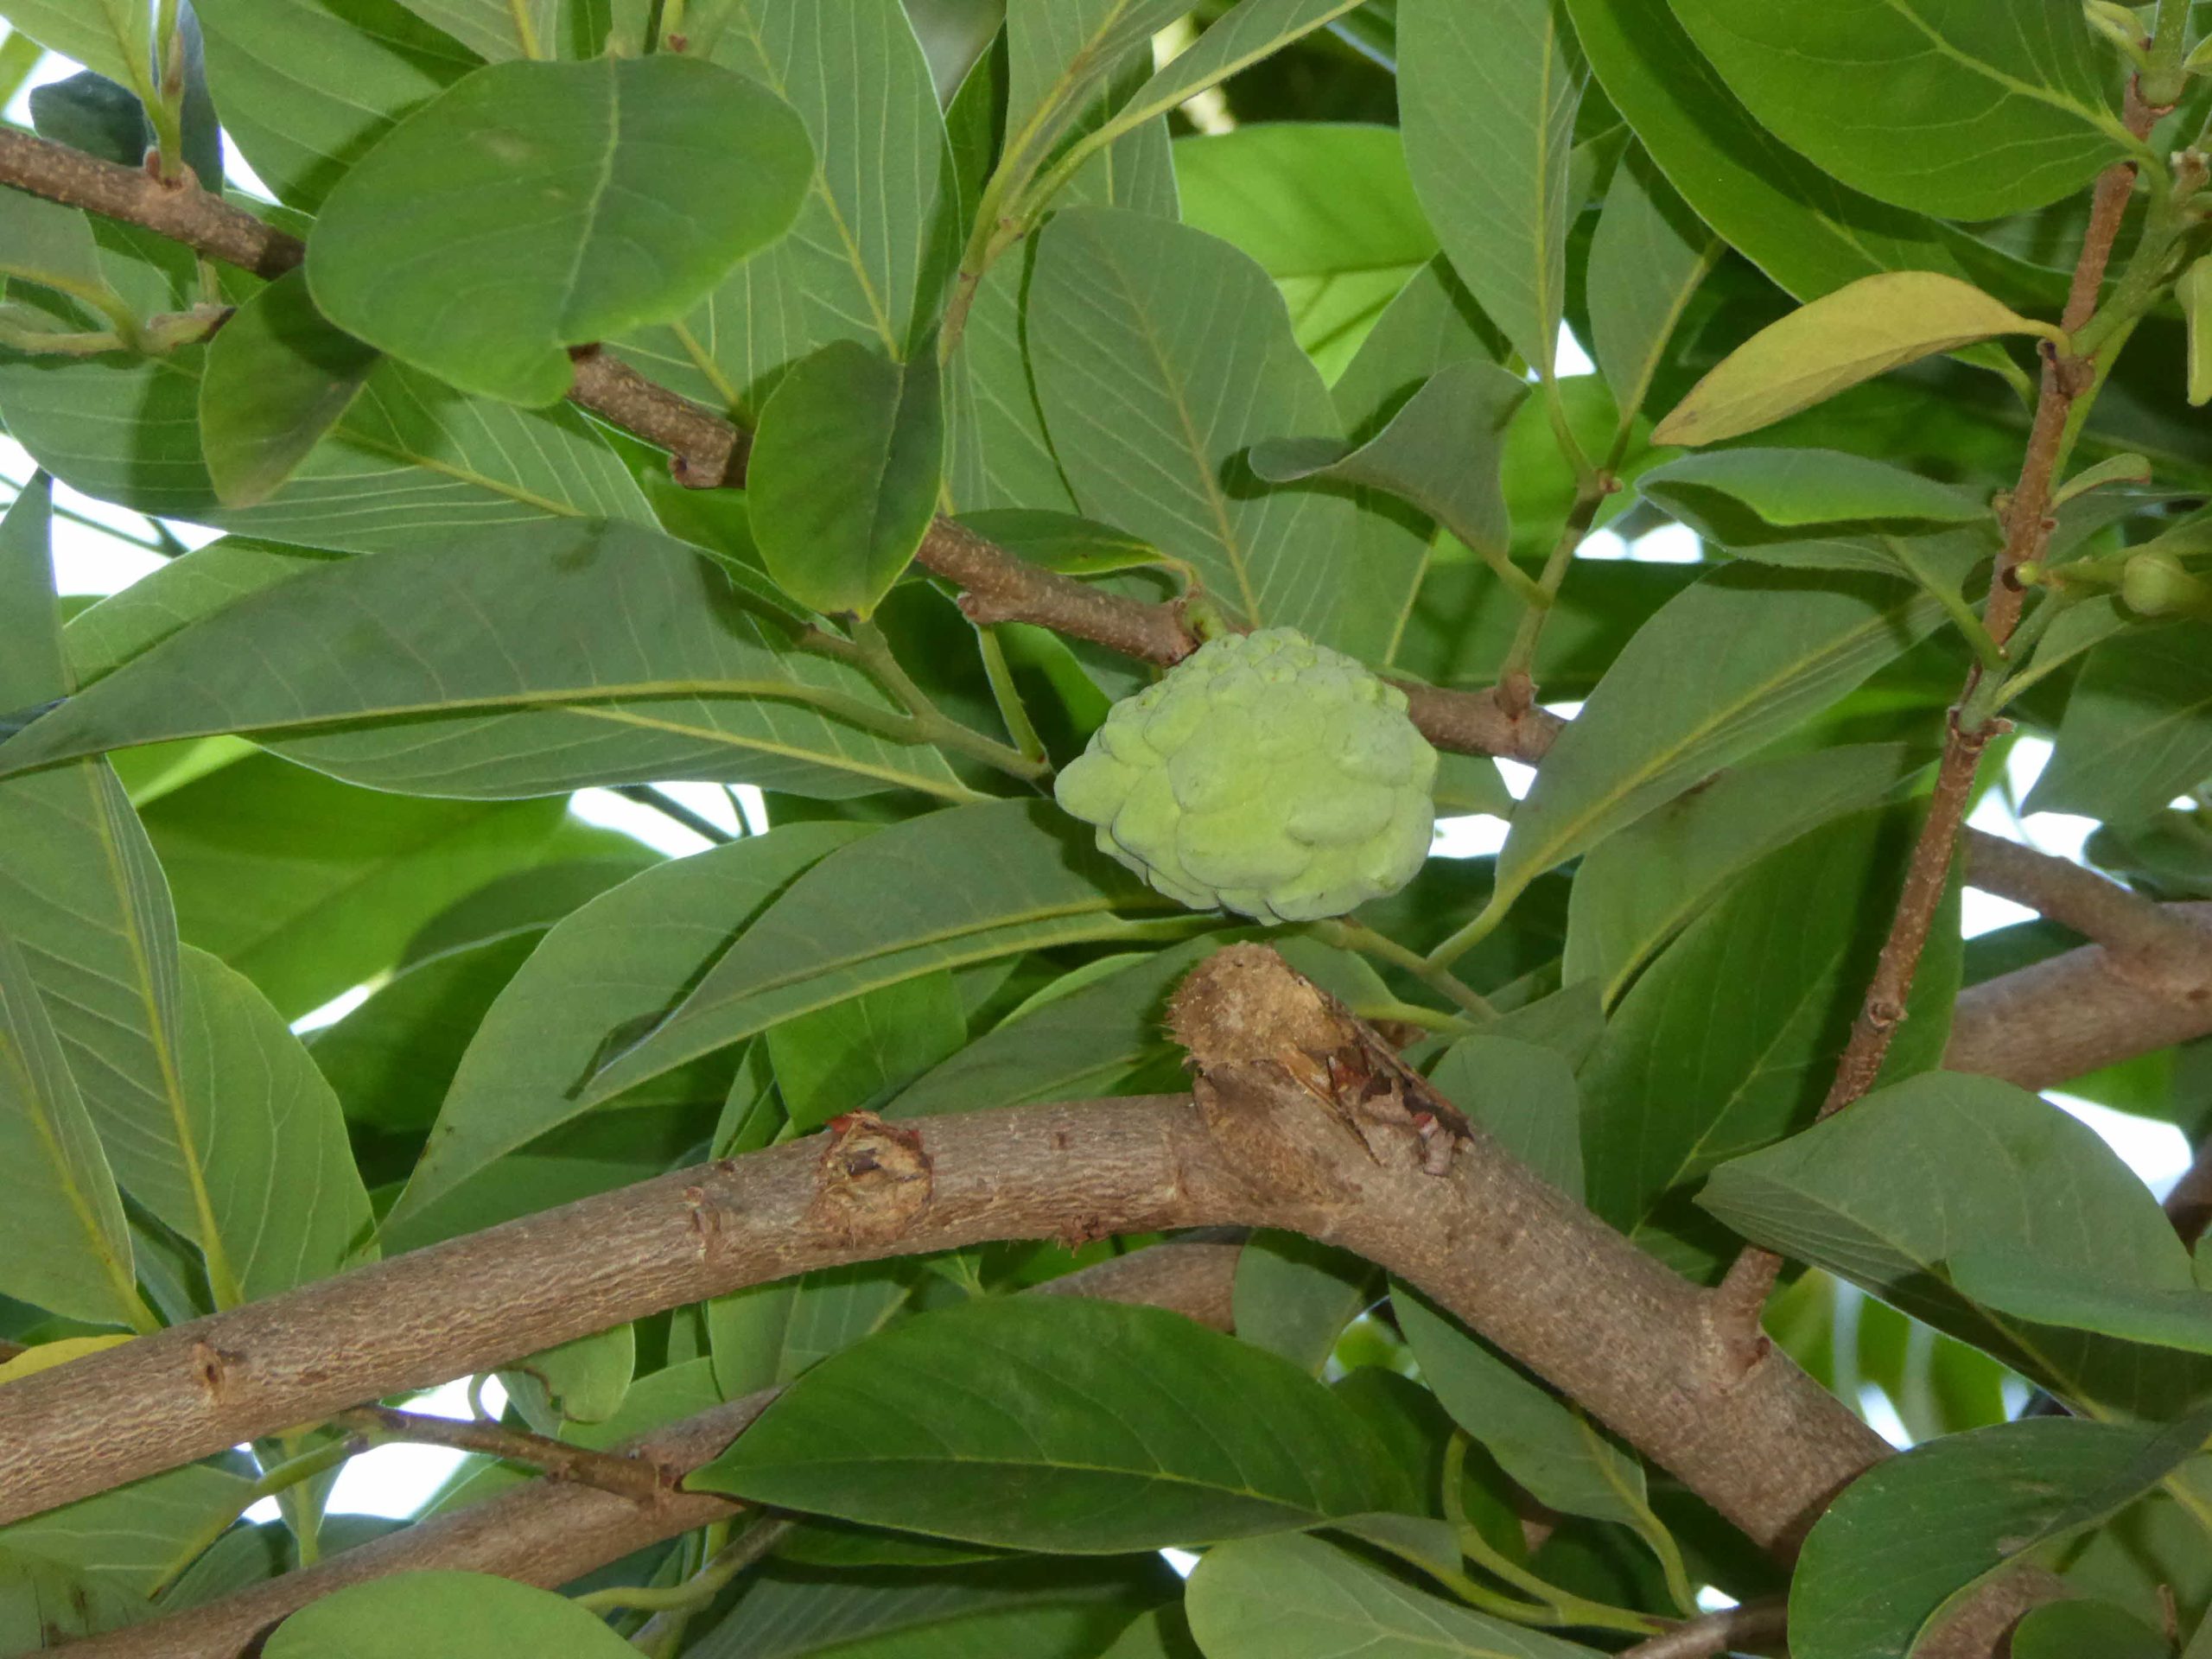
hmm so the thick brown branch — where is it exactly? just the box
[915,514,1198,664]
[68,1242,1240,1659]
[1946,901,2212,1087]
[1617,1599,1787,1659]
[1963,827,2212,977]
[329,1405,667,1504]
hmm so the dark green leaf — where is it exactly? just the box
[1232,1233,1379,1375]
[1946,1250,2212,1357]
[1586,145,1716,422]
[1637,449,1987,539]
[1399,0,1585,372]
[308,56,813,405]
[2030,625,2212,823]
[1667,0,2130,220]
[751,341,944,617]
[1790,1417,2211,1659]
[710,1262,915,1400]
[693,1296,1415,1550]
[263,1570,639,1658]
[1427,1034,1582,1198]
[766,973,968,1133]
[2011,1602,2170,1659]
[953,510,1170,580]
[199,270,380,508]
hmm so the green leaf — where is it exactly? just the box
[194,0,477,212]
[1173,124,1440,378]
[1488,566,1948,921]
[2183,257,2212,407]
[1233,1233,1379,1376]
[385,823,868,1236]
[198,270,380,508]
[1580,808,1960,1269]
[1427,1035,1583,1198]
[0,925,143,1330]
[0,347,654,553]
[0,185,128,327]
[2,521,969,804]
[690,1558,1176,1659]
[1565,0,2011,308]
[582,801,1190,1104]
[0,1,151,101]
[1399,0,1585,373]
[1700,1070,2212,1416]
[0,1554,148,1645]
[1027,207,1357,639]
[1668,0,2131,220]
[2028,625,2212,823]
[1562,741,1929,1002]
[501,1323,632,1433]
[1249,359,1533,583]
[1637,450,1988,538]
[622,1,957,409]
[1586,146,1717,423]
[175,947,377,1300]
[137,757,573,1020]
[264,1570,639,1659]
[1790,1417,2211,1659]
[751,341,944,617]
[709,1261,914,1402]
[308,55,813,405]
[391,0,554,59]
[2010,1602,2171,1659]
[692,1296,1414,1551]
[1001,0,1188,190]
[1392,1282,1643,1525]
[1946,1251,2212,1357]
[0,1464,257,1599]
[1188,1531,1604,1659]
[1652,274,2062,448]
[767,973,968,1134]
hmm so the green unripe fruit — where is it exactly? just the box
[1053,627,1438,924]
[2121,550,2202,616]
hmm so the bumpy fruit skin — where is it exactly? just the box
[1053,628,1438,924]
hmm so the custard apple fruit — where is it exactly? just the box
[1054,628,1438,923]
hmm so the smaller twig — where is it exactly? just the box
[151,1435,362,1598]
[974,625,1048,766]
[1613,1599,1789,1659]
[1309,917,1495,1021]
[1964,827,2212,979]
[574,1516,790,1617]
[807,617,1052,784]
[1441,1433,1662,1637]
[332,1405,668,1505]
[612,785,734,845]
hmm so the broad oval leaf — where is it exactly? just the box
[1652,274,2061,447]
[1027,207,1357,640]
[198,270,379,509]
[385,822,868,1236]
[1488,564,1948,922]
[1700,1070,2212,1416]
[1790,1416,2212,1659]
[1637,449,1988,540]
[691,1296,1416,1551]
[1668,0,2131,220]
[309,55,813,406]
[2027,625,2212,824]
[1399,0,1586,373]
[0,925,143,1330]
[0,520,969,804]
[582,800,1190,1103]
[0,1462,257,1599]
[0,187,125,322]
[1945,1252,2212,1357]
[751,341,944,617]
[1187,1531,1603,1659]
[264,1570,639,1659]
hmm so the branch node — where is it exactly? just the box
[810,1112,932,1244]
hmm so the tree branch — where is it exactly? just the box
[1615,1599,1787,1659]
[1963,826,2212,977]
[329,1405,668,1504]
[66,1242,1241,1659]
[0,126,1543,765]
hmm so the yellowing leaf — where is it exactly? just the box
[0,1335,133,1385]
[1653,272,2063,447]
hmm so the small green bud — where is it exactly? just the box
[2120,550,2203,615]
[1053,628,1438,924]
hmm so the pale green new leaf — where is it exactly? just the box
[0,520,969,804]
[172,947,376,1301]
[309,55,813,405]
[582,801,1191,1103]
[1027,207,1357,639]
[1189,1532,1604,1659]
[1400,0,1585,373]
[198,270,379,508]
[0,188,129,324]
[0,1465,257,1598]
[1586,146,1717,423]
[1668,0,2131,220]
[391,0,556,60]
[0,925,144,1330]
[1488,566,1948,923]
[1637,449,1989,537]
[1653,274,2061,447]
[386,823,869,1234]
